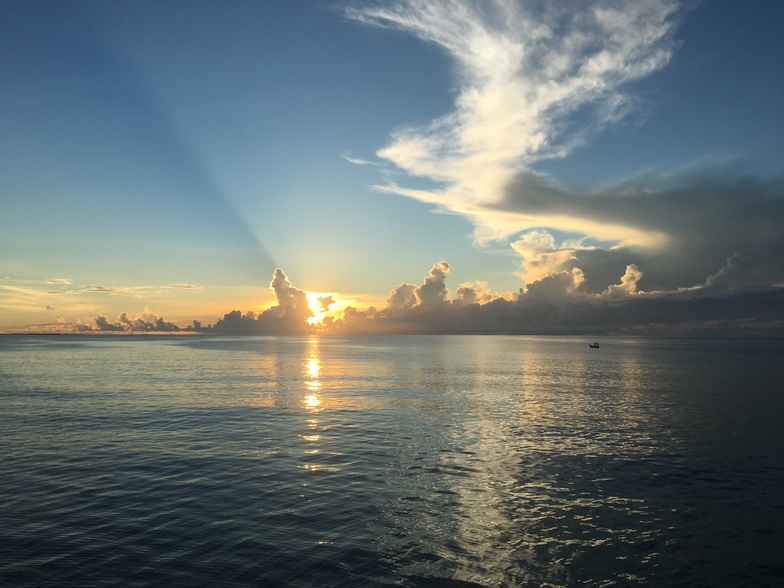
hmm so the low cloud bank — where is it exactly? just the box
[79,306,197,333]
[15,263,775,337]
[34,255,783,336]
[198,261,783,337]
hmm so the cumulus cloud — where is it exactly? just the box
[523,267,585,305]
[604,264,643,297]
[453,280,495,307]
[47,278,72,285]
[171,260,784,336]
[324,260,784,336]
[315,295,335,312]
[413,260,450,307]
[269,268,312,322]
[386,283,417,313]
[511,229,579,283]
[7,261,783,336]
[494,172,784,293]
[213,268,314,334]
[89,306,182,332]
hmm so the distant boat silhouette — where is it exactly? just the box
[589,342,600,348]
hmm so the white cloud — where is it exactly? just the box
[8,261,783,336]
[453,280,495,307]
[414,260,450,306]
[511,229,578,282]
[341,152,379,166]
[603,264,644,296]
[349,0,679,223]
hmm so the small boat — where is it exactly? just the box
[589,342,600,348]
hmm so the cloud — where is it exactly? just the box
[604,264,643,297]
[523,267,585,305]
[453,280,495,307]
[315,295,335,312]
[348,0,679,206]
[322,260,784,336]
[347,1,784,300]
[341,1,783,296]
[413,260,450,306]
[167,283,202,290]
[511,229,580,283]
[84,286,128,293]
[7,261,783,336]
[498,171,784,292]
[342,152,379,166]
[89,306,183,332]
[268,268,312,322]
[94,315,126,332]
[213,268,314,334]
[385,283,417,312]
[47,278,72,285]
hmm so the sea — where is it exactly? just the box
[1,334,783,587]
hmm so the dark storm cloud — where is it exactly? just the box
[497,170,784,292]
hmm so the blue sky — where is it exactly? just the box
[2,0,783,335]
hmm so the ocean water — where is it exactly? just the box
[1,335,783,587]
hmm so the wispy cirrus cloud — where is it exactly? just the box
[341,151,380,166]
[83,285,126,293]
[347,0,678,211]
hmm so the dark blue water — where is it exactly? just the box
[1,335,783,586]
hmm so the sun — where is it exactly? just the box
[304,291,361,327]
[306,292,330,325]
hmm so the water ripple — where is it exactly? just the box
[1,335,783,586]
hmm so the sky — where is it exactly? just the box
[2,0,783,336]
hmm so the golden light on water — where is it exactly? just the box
[303,338,322,407]
[306,358,320,379]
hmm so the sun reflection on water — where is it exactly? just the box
[306,358,320,379]
[303,338,322,407]
[301,338,326,469]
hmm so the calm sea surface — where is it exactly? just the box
[1,335,783,587]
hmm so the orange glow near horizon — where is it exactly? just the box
[305,291,364,327]
[306,291,330,325]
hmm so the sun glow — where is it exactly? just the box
[306,292,330,325]
[306,291,359,326]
